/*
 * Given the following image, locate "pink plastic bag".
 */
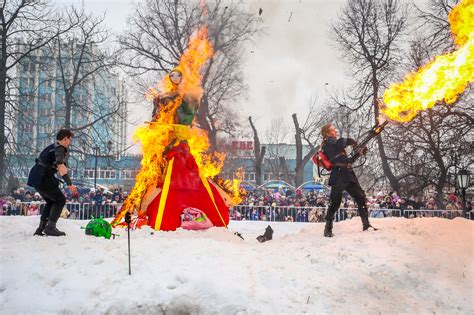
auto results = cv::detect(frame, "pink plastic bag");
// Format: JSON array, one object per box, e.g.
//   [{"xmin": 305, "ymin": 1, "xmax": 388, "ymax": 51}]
[{"xmin": 181, "ymin": 207, "xmax": 213, "ymax": 230}]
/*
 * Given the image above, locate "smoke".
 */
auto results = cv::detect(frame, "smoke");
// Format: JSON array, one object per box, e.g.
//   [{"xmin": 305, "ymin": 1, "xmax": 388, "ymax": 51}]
[{"xmin": 241, "ymin": 0, "xmax": 349, "ymax": 131}]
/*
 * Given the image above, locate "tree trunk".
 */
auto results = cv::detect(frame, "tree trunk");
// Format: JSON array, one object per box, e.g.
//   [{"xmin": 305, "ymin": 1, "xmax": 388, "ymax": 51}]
[
  {"xmin": 249, "ymin": 116, "xmax": 265, "ymax": 185},
  {"xmin": 0, "ymin": 77, "xmax": 7, "ymax": 191},
  {"xmin": 279, "ymin": 156, "xmax": 290, "ymax": 183},
  {"xmin": 291, "ymin": 113, "xmax": 317, "ymax": 187},
  {"xmin": 372, "ymin": 72, "xmax": 400, "ymax": 193},
  {"xmin": 0, "ymin": 30, "xmax": 8, "ymax": 191},
  {"xmin": 292, "ymin": 114, "xmax": 303, "ymax": 186},
  {"xmin": 65, "ymin": 91, "xmax": 73, "ymax": 129},
  {"xmin": 435, "ymin": 172, "xmax": 447, "ymax": 209}
]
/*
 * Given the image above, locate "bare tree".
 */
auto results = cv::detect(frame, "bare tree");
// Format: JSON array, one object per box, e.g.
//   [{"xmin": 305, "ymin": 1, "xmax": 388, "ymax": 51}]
[
  {"xmin": 118, "ymin": 0, "xmax": 261, "ymax": 151},
  {"xmin": 291, "ymin": 96, "xmax": 334, "ymax": 187},
  {"xmin": 264, "ymin": 117, "xmax": 290, "ymax": 182},
  {"xmin": 386, "ymin": 96, "xmax": 473, "ymax": 206},
  {"xmin": 413, "ymin": 0, "xmax": 459, "ymax": 52},
  {"xmin": 331, "ymin": 0, "xmax": 408, "ymax": 192},
  {"xmin": 0, "ymin": 0, "xmax": 76, "ymax": 191},
  {"xmin": 292, "ymin": 112, "xmax": 319, "ymax": 187},
  {"xmin": 49, "ymin": 7, "xmax": 123, "ymax": 159},
  {"xmin": 377, "ymin": 5, "xmax": 473, "ymax": 205},
  {"xmin": 249, "ymin": 116, "xmax": 265, "ymax": 185}
]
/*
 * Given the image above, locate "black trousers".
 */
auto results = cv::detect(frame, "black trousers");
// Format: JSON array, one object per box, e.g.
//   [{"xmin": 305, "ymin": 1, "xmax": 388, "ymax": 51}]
[
  {"xmin": 35, "ymin": 175, "xmax": 66, "ymax": 223},
  {"xmin": 326, "ymin": 181, "xmax": 368, "ymax": 222}
]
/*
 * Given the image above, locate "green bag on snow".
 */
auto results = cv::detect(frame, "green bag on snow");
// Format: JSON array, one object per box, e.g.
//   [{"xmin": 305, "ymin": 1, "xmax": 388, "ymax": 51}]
[{"xmin": 83, "ymin": 218, "xmax": 113, "ymax": 239}]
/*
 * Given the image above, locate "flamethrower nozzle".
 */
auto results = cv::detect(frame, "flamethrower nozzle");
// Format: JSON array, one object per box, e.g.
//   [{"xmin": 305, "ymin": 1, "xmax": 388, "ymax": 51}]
[{"xmin": 373, "ymin": 120, "xmax": 389, "ymax": 134}]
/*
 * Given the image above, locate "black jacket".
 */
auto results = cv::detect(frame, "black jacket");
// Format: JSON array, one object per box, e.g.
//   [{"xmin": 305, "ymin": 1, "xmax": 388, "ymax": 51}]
[
  {"xmin": 322, "ymin": 137, "xmax": 358, "ymax": 186},
  {"xmin": 27, "ymin": 143, "xmax": 69, "ymax": 187}
]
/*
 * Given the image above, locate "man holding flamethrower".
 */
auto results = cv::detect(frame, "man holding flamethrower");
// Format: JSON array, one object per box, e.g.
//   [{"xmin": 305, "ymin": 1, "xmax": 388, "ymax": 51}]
[{"xmin": 315, "ymin": 121, "xmax": 388, "ymax": 237}]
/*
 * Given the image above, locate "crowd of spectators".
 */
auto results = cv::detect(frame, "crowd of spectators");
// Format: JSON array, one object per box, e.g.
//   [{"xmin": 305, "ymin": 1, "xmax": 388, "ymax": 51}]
[
  {"xmin": 1, "ymin": 185, "xmax": 472, "ymax": 221},
  {"xmin": 230, "ymin": 187, "xmax": 472, "ymax": 222},
  {"xmin": 0, "ymin": 186, "xmax": 127, "ymax": 217}
]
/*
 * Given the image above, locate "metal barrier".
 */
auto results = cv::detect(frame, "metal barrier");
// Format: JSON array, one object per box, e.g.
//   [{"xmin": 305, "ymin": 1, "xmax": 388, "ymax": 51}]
[
  {"xmin": 0, "ymin": 201, "xmax": 122, "ymax": 220},
  {"xmin": 230, "ymin": 205, "xmax": 467, "ymax": 222},
  {"xmin": 0, "ymin": 202, "xmax": 45, "ymax": 216},
  {"xmin": 230, "ymin": 205, "xmax": 327, "ymax": 222},
  {"xmin": 402, "ymin": 209, "xmax": 463, "ymax": 219},
  {"xmin": 0, "ymin": 202, "xmax": 472, "ymax": 222},
  {"xmin": 80, "ymin": 203, "xmax": 122, "ymax": 220}
]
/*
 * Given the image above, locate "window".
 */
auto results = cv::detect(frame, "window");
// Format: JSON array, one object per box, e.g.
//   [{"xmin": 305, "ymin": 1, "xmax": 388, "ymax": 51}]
[
  {"xmin": 27, "ymin": 94, "xmax": 35, "ymax": 106},
  {"xmin": 84, "ymin": 169, "xmax": 95, "ymax": 179},
  {"xmin": 28, "ymin": 57, "xmax": 36, "ymax": 72},
  {"xmin": 12, "ymin": 168, "xmax": 29, "ymax": 178},
  {"xmin": 99, "ymin": 169, "xmax": 116, "ymax": 179},
  {"xmin": 120, "ymin": 169, "xmax": 138, "ymax": 179},
  {"xmin": 69, "ymin": 169, "xmax": 77, "ymax": 178},
  {"xmin": 41, "ymin": 80, "xmax": 52, "ymax": 89},
  {"xmin": 40, "ymin": 93, "xmax": 52, "ymax": 104}
]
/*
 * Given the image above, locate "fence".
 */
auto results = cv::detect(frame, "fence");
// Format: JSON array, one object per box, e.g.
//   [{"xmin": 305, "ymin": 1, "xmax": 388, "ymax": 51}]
[
  {"xmin": 230, "ymin": 205, "xmax": 402, "ymax": 222},
  {"xmin": 0, "ymin": 202, "xmax": 122, "ymax": 220},
  {"xmin": 230, "ymin": 205, "xmax": 471, "ymax": 222},
  {"xmin": 0, "ymin": 202, "xmax": 472, "ymax": 222}
]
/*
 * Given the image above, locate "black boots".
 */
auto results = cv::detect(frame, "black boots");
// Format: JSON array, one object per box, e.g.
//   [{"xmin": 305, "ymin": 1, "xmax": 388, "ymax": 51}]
[
  {"xmin": 324, "ymin": 220, "xmax": 334, "ymax": 237},
  {"xmin": 33, "ymin": 220, "xmax": 47, "ymax": 236},
  {"xmin": 257, "ymin": 225, "xmax": 273, "ymax": 243},
  {"xmin": 360, "ymin": 208, "xmax": 377, "ymax": 231},
  {"xmin": 361, "ymin": 215, "xmax": 371, "ymax": 230},
  {"xmin": 43, "ymin": 220, "xmax": 66, "ymax": 236}
]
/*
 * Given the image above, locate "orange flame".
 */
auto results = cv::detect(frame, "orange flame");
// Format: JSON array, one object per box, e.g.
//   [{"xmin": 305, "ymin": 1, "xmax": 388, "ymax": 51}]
[
  {"xmin": 215, "ymin": 167, "xmax": 246, "ymax": 205},
  {"xmin": 381, "ymin": 0, "xmax": 474, "ymax": 122}
]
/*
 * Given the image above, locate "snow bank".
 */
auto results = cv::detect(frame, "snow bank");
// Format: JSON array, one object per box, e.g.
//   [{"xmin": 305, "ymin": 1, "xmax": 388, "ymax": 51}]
[{"xmin": 0, "ymin": 216, "xmax": 472, "ymax": 314}]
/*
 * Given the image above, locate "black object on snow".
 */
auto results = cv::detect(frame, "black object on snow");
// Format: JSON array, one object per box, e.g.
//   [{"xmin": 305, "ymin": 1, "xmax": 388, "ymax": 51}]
[
  {"xmin": 234, "ymin": 231, "xmax": 244, "ymax": 240},
  {"xmin": 257, "ymin": 225, "xmax": 273, "ymax": 243}
]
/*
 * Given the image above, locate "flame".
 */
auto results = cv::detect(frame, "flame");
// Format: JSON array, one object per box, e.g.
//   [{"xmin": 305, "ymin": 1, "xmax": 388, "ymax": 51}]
[
  {"xmin": 381, "ymin": 0, "xmax": 474, "ymax": 122},
  {"xmin": 215, "ymin": 167, "xmax": 246, "ymax": 205},
  {"xmin": 115, "ymin": 26, "xmax": 241, "ymax": 221},
  {"xmin": 145, "ymin": 27, "xmax": 213, "ymax": 102}
]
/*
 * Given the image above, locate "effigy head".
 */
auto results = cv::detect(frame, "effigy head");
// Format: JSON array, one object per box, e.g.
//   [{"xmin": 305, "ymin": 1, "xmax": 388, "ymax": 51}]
[{"xmin": 169, "ymin": 69, "xmax": 183, "ymax": 85}]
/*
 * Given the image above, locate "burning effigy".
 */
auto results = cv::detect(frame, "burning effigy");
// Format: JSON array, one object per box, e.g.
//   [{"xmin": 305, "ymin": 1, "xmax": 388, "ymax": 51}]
[{"xmin": 112, "ymin": 27, "xmax": 241, "ymax": 231}]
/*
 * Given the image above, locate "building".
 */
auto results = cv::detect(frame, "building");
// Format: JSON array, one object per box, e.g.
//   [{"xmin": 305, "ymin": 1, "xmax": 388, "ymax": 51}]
[
  {"xmin": 9, "ymin": 39, "xmax": 128, "ymax": 189},
  {"xmin": 15, "ymin": 39, "xmax": 127, "ymax": 157},
  {"xmin": 220, "ymin": 141, "xmax": 316, "ymax": 186}
]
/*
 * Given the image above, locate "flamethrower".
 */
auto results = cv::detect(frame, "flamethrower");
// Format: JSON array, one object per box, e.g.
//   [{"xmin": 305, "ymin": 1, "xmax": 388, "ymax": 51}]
[
  {"xmin": 349, "ymin": 120, "xmax": 389, "ymax": 164},
  {"xmin": 312, "ymin": 120, "xmax": 389, "ymax": 176}
]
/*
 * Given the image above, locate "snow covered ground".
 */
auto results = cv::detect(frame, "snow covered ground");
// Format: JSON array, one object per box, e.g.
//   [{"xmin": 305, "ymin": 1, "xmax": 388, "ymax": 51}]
[{"xmin": 0, "ymin": 216, "xmax": 472, "ymax": 314}]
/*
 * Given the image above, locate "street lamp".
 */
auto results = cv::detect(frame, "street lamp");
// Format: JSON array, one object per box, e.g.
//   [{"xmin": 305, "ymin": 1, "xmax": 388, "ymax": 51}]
[
  {"xmin": 94, "ymin": 146, "xmax": 100, "ymax": 190},
  {"xmin": 456, "ymin": 169, "xmax": 471, "ymax": 217}
]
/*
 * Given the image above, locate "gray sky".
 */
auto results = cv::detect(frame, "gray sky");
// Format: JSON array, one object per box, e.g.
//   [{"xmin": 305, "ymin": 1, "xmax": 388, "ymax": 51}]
[{"xmin": 55, "ymin": 0, "xmax": 374, "ymax": 144}]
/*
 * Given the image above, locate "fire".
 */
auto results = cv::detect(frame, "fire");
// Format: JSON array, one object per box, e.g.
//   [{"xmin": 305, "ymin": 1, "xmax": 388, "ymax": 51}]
[
  {"xmin": 215, "ymin": 167, "xmax": 246, "ymax": 205},
  {"xmin": 381, "ymin": 0, "xmax": 474, "ymax": 122},
  {"xmin": 117, "ymin": 26, "xmax": 242, "ymax": 220},
  {"xmin": 145, "ymin": 27, "xmax": 213, "ymax": 103}
]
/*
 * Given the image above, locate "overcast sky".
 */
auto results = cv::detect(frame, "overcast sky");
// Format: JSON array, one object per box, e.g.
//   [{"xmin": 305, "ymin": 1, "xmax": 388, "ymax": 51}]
[{"xmin": 55, "ymin": 0, "xmax": 409, "ymax": 145}]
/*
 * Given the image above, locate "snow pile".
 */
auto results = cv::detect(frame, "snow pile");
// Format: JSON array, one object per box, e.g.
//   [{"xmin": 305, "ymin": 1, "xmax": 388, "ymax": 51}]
[{"xmin": 0, "ymin": 216, "xmax": 472, "ymax": 314}]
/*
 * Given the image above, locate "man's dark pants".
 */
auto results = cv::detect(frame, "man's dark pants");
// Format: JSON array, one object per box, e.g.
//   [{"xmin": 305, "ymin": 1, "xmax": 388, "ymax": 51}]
[
  {"xmin": 326, "ymin": 181, "xmax": 368, "ymax": 222},
  {"xmin": 35, "ymin": 175, "xmax": 66, "ymax": 224}
]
